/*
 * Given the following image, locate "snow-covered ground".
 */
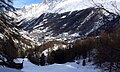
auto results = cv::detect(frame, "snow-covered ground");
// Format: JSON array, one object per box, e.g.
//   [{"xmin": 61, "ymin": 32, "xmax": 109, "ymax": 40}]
[
  {"xmin": 0, "ymin": 58, "xmax": 101, "ymax": 72},
  {"xmin": 22, "ymin": 58, "xmax": 101, "ymax": 72},
  {"xmin": 0, "ymin": 67, "xmax": 23, "ymax": 72}
]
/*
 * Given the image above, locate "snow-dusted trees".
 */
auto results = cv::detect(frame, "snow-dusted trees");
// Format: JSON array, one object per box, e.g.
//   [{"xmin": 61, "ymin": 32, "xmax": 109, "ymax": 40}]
[
  {"xmin": 0, "ymin": 0, "xmax": 24, "ymax": 69},
  {"xmin": 0, "ymin": 0, "xmax": 16, "ymax": 59},
  {"xmin": 47, "ymin": 38, "xmax": 94, "ymax": 65},
  {"xmin": 0, "ymin": 0, "xmax": 15, "ymax": 12},
  {"xmin": 46, "ymin": 28, "xmax": 120, "ymax": 72}
]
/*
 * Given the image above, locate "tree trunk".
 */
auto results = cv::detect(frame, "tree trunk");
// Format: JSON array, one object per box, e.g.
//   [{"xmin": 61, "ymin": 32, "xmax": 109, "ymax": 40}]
[{"xmin": 82, "ymin": 59, "xmax": 86, "ymax": 66}]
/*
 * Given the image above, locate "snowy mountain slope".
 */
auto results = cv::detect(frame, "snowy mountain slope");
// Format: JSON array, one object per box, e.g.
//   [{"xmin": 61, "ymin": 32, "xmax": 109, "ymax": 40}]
[
  {"xmin": 7, "ymin": 0, "xmax": 120, "ymax": 44},
  {"xmin": 19, "ymin": 7, "xmax": 119, "ymax": 43},
  {"xmin": 9, "ymin": 0, "xmax": 120, "ymax": 21}
]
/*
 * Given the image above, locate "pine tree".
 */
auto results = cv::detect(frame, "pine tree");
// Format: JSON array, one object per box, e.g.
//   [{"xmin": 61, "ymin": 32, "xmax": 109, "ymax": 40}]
[
  {"xmin": 0, "ymin": 0, "xmax": 21, "ymax": 68},
  {"xmin": 0, "ymin": 0, "xmax": 15, "ymax": 12},
  {"xmin": 40, "ymin": 53, "xmax": 46, "ymax": 66},
  {"xmin": 0, "ymin": 0, "xmax": 16, "ymax": 58}
]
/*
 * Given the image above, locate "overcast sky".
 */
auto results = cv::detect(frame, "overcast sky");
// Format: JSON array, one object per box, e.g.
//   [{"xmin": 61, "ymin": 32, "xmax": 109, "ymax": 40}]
[{"xmin": 13, "ymin": 0, "xmax": 43, "ymax": 8}]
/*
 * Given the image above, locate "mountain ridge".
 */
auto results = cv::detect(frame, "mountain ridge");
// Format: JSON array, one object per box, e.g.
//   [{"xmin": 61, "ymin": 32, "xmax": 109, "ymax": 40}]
[
  {"xmin": 7, "ymin": 0, "xmax": 120, "ymax": 44},
  {"xmin": 9, "ymin": 0, "xmax": 120, "ymax": 21},
  {"xmin": 18, "ymin": 7, "xmax": 119, "ymax": 44}
]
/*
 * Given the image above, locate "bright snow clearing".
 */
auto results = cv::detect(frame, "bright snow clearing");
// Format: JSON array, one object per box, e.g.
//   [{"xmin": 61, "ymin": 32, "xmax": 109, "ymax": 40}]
[
  {"xmin": 22, "ymin": 58, "xmax": 101, "ymax": 72},
  {"xmin": 0, "ymin": 58, "xmax": 101, "ymax": 72}
]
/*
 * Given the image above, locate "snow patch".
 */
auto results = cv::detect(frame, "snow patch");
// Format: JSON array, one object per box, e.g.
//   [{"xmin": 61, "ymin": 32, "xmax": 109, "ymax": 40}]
[
  {"xmin": 61, "ymin": 16, "xmax": 66, "ymax": 18},
  {"xmin": 13, "ymin": 58, "xmax": 24, "ymax": 63},
  {"xmin": 0, "ymin": 33, "xmax": 4, "ymax": 39},
  {"xmin": 70, "ymin": 33, "xmax": 80, "ymax": 37}
]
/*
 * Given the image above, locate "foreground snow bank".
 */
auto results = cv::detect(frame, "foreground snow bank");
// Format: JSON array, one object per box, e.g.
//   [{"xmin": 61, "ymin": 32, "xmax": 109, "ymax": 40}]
[
  {"xmin": 22, "ymin": 58, "xmax": 101, "ymax": 72},
  {"xmin": 0, "ymin": 58, "xmax": 101, "ymax": 72},
  {"xmin": 0, "ymin": 67, "xmax": 23, "ymax": 72}
]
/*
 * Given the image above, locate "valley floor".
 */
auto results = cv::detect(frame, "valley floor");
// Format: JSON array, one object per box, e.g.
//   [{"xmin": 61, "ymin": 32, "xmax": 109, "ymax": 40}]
[{"xmin": 0, "ymin": 58, "xmax": 101, "ymax": 72}]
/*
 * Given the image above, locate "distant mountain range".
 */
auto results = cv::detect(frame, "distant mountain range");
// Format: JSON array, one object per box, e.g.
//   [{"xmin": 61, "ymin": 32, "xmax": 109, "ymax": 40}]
[{"xmin": 8, "ymin": 0, "xmax": 120, "ymax": 43}]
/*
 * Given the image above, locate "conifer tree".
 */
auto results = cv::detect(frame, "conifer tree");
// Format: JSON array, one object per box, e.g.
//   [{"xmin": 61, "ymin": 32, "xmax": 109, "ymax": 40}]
[
  {"xmin": 0, "ymin": 0, "xmax": 19, "ymax": 65},
  {"xmin": 40, "ymin": 53, "xmax": 46, "ymax": 66}
]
